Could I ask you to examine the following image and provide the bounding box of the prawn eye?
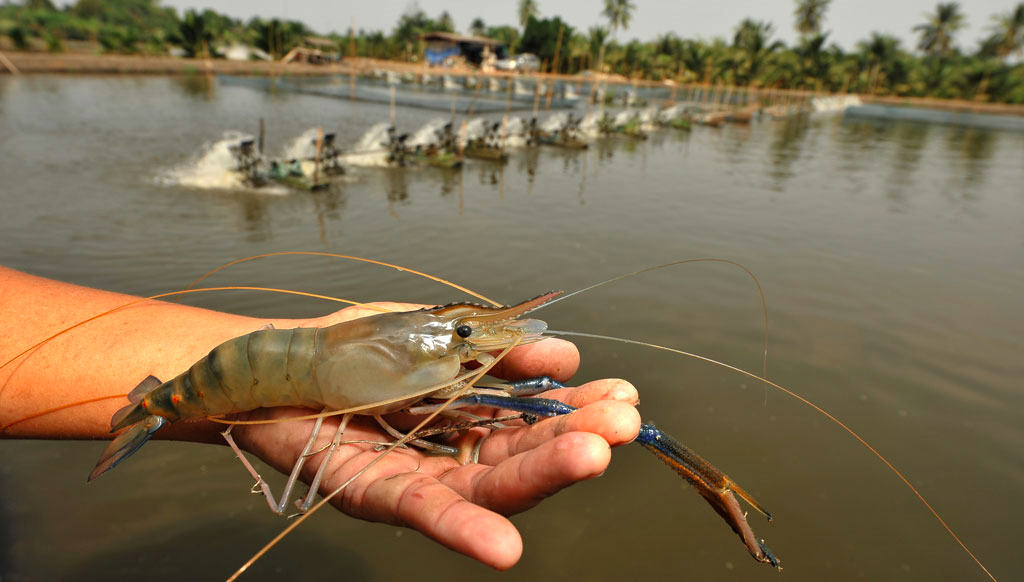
[455,324,473,338]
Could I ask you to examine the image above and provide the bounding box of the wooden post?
[0,51,21,75]
[314,128,323,186]
[458,120,468,157]
[258,118,265,155]
[532,79,541,117]
[467,77,482,116]
[506,77,512,114]
[390,85,396,126]
[551,25,565,75]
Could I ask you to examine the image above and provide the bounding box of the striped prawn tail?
[88,375,167,482]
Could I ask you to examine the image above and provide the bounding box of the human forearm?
[0,266,279,440]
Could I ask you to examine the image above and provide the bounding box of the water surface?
[1,76,1022,581]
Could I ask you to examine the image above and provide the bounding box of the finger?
[490,338,579,382]
[441,431,613,515]
[474,400,641,465]
[539,378,639,407]
[333,456,524,570]
[310,302,426,326]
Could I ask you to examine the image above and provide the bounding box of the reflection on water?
[174,71,217,100]
[1,76,1022,582]
[768,114,812,189]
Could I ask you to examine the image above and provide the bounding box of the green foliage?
[518,0,538,30]
[9,24,29,49]
[246,17,311,59]
[914,2,966,57]
[520,15,573,73]
[174,9,213,58]
[794,0,831,37]
[485,25,519,52]
[0,0,1018,104]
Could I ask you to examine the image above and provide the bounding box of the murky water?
[1,75,1022,581]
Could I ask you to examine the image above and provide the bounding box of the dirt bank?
[3,51,1022,117]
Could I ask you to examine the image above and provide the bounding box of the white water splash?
[409,118,449,147]
[540,112,568,133]
[157,131,284,192]
[280,127,321,161]
[811,95,862,113]
[580,111,603,137]
[659,104,684,123]
[503,116,526,147]
[344,122,392,167]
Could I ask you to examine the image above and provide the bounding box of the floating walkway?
[219,74,579,113]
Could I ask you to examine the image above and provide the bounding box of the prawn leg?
[222,414,328,515]
[410,390,780,569]
[297,413,353,512]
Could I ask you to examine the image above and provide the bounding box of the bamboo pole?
[551,24,565,75]
[314,128,323,186]
[532,78,541,118]
[467,77,482,116]
[390,85,396,126]
[0,51,20,75]
[458,120,467,157]
[258,118,265,155]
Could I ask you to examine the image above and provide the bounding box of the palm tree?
[568,32,590,73]
[733,19,784,85]
[857,32,901,93]
[914,2,966,57]
[986,3,1024,60]
[177,9,212,58]
[518,0,538,32]
[597,0,636,73]
[587,26,608,71]
[794,32,831,88]
[794,0,831,37]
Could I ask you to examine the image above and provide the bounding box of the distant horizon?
[159,0,1016,53]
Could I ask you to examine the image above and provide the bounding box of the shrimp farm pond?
[1,74,1023,582]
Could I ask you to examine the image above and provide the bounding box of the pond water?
[1,75,1022,581]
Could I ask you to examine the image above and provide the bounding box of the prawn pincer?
[88,290,779,568]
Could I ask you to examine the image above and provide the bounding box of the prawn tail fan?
[88,375,167,482]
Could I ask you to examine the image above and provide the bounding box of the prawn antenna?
[534,258,770,384]
[545,329,997,582]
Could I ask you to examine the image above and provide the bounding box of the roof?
[418,32,504,46]
[304,36,338,48]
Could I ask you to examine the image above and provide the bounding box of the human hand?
[229,302,642,570]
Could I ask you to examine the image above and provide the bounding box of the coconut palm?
[518,0,538,31]
[794,0,831,37]
[568,31,590,73]
[597,0,636,73]
[733,18,784,85]
[857,32,902,93]
[985,3,1024,59]
[914,2,966,57]
[587,26,608,71]
[793,32,832,88]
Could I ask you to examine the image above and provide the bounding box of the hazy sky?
[162,0,1016,53]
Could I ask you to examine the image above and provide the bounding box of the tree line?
[1,0,1022,103]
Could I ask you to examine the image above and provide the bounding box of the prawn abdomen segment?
[110,328,324,432]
